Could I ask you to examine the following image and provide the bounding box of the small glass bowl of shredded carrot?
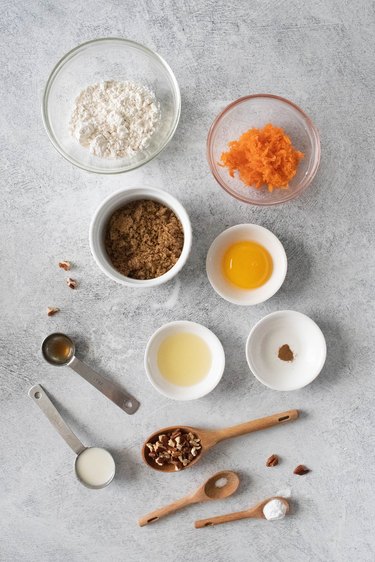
[220,123,304,193]
[207,95,321,206]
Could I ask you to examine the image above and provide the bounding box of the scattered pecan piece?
[266,454,279,467]
[66,277,77,289]
[47,307,60,316]
[294,464,310,475]
[58,261,71,271]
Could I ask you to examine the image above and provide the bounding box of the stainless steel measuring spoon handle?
[29,384,86,456]
[68,356,139,415]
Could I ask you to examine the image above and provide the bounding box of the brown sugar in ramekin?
[104,199,184,280]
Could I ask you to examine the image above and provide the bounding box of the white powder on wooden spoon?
[263,498,288,521]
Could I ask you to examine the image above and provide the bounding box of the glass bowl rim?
[206,93,321,206]
[42,37,181,175]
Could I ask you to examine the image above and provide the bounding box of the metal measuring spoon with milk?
[29,384,115,489]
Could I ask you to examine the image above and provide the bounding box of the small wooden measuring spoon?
[142,409,299,472]
[138,470,239,526]
[195,496,290,528]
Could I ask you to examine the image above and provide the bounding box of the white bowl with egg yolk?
[206,224,287,305]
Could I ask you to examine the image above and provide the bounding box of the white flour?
[263,499,288,521]
[69,80,160,159]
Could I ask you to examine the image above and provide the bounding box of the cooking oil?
[157,332,212,386]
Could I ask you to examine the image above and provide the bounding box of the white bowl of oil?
[144,321,225,400]
[206,224,287,305]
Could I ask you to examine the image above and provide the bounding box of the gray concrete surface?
[1,1,374,561]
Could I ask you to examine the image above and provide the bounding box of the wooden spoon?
[142,409,299,472]
[195,496,290,528]
[138,470,239,526]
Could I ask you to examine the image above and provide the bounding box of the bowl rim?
[207,93,321,206]
[144,320,226,400]
[245,309,327,390]
[206,223,288,305]
[42,37,181,174]
[89,186,192,287]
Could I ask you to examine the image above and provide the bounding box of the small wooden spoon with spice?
[142,410,299,472]
[195,496,290,528]
[138,470,239,526]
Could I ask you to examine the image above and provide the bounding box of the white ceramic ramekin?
[89,187,192,287]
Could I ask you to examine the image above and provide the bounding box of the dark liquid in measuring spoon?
[45,335,73,364]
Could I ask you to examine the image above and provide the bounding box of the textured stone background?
[1,1,374,561]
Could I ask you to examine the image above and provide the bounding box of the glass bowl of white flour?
[42,38,181,173]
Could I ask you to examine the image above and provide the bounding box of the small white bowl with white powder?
[42,38,180,173]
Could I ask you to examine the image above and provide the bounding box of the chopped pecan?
[47,307,60,316]
[294,464,310,475]
[145,428,201,470]
[58,261,71,271]
[66,277,77,289]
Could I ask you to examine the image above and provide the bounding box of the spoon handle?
[138,495,196,526]
[212,409,299,444]
[28,384,85,456]
[69,356,140,415]
[195,509,255,528]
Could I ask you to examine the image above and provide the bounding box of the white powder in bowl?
[69,80,160,159]
[263,499,288,521]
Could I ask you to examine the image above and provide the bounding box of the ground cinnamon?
[105,200,184,280]
[278,344,294,362]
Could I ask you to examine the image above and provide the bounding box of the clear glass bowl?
[207,94,320,205]
[42,38,181,174]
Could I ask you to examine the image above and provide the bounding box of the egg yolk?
[222,241,273,289]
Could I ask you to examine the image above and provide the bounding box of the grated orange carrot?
[220,123,304,192]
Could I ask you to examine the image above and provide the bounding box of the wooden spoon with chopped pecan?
[142,410,299,473]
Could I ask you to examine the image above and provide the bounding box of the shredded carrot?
[220,123,304,192]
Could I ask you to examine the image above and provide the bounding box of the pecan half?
[294,464,310,475]
[266,454,279,467]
